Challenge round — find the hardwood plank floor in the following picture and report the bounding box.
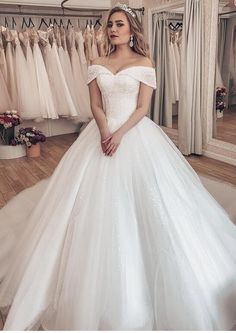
[0,132,235,209]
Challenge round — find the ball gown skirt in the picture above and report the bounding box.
[0,65,236,331]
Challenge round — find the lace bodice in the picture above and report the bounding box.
[87,64,157,123]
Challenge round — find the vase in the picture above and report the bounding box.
[217,110,224,118]
[0,125,15,145]
[26,143,41,158]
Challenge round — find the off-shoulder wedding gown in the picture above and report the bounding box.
[0,65,236,331]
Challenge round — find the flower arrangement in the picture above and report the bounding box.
[216,87,227,115]
[11,127,46,148]
[0,110,21,128]
[0,110,21,145]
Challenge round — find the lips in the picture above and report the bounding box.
[110,35,118,38]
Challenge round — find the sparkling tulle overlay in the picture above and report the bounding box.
[0,65,236,330]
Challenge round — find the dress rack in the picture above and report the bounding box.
[0,4,105,18]
[61,0,145,16]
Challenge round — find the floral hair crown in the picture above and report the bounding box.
[115,2,136,18]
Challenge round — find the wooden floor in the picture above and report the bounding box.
[0,131,236,209]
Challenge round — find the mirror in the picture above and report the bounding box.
[151,8,184,130]
[214,4,236,145]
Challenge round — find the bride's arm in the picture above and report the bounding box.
[88,77,110,140]
[118,82,154,136]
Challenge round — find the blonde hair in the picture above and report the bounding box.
[103,6,153,62]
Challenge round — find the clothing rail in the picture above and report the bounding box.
[0,4,105,18]
[0,11,103,18]
[219,9,236,16]
[61,0,145,15]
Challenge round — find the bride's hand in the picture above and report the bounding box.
[101,132,112,153]
[104,130,123,156]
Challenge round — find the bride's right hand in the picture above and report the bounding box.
[100,132,112,153]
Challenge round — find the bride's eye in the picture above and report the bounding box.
[117,23,124,27]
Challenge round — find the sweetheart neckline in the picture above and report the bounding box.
[88,64,155,76]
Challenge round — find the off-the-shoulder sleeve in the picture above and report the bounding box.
[87,65,99,85]
[128,67,157,89]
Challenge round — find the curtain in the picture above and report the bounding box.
[151,13,173,128]
[218,19,227,74]
[178,0,204,155]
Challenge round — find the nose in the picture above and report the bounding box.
[110,25,117,33]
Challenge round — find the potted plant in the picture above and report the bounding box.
[216,86,227,119]
[11,126,46,158]
[0,110,21,145]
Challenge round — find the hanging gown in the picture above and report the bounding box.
[0,65,236,331]
[83,25,93,66]
[38,29,77,118]
[18,31,43,122]
[0,31,12,113]
[2,28,18,110]
[75,30,88,82]
[67,28,93,122]
[0,30,8,86]
[96,26,106,57]
[30,29,58,120]
[56,27,79,119]
[13,30,42,120]
[91,25,99,60]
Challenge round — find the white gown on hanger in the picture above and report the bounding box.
[68,28,93,122]
[38,29,78,118]
[56,28,79,119]
[0,65,236,331]
[75,30,88,82]
[18,31,43,122]
[13,30,42,120]
[31,29,58,120]
[2,29,18,110]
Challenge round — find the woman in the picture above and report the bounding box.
[0,4,236,331]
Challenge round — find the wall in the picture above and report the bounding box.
[0,0,111,9]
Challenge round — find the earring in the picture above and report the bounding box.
[129,35,134,48]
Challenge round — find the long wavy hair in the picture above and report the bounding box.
[103,6,152,61]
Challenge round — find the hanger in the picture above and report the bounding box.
[53,18,59,26]
[38,18,49,30]
[94,18,102,28]
[4,17,9,28]
[12,17,17,29]
[66,19,73,29]
[22,17,28,29]
[168,22,182,31]
[59,18,64,28]
[29,17,35,28]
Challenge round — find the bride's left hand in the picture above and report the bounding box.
[103,130,123,156]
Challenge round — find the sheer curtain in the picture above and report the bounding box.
[178,0,204,155]
[151,13,173,128]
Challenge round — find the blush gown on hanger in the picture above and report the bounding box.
[0,65,236,331]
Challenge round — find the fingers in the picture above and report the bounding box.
[106,143,119,156]
[102,135,112,144]
[105,143,115,156]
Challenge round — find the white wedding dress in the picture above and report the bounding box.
[0,65,236,331]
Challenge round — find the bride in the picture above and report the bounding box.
[0,3,236,331]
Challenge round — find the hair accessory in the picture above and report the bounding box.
[115,2,136,18]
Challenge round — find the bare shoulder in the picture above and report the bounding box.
[136,55,155,68]
[91,56,107,66]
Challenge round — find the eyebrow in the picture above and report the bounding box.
[108,20,124,23]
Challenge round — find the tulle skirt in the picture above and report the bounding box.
[0,116,236,330]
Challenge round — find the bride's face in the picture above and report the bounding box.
[107,11,131,46]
